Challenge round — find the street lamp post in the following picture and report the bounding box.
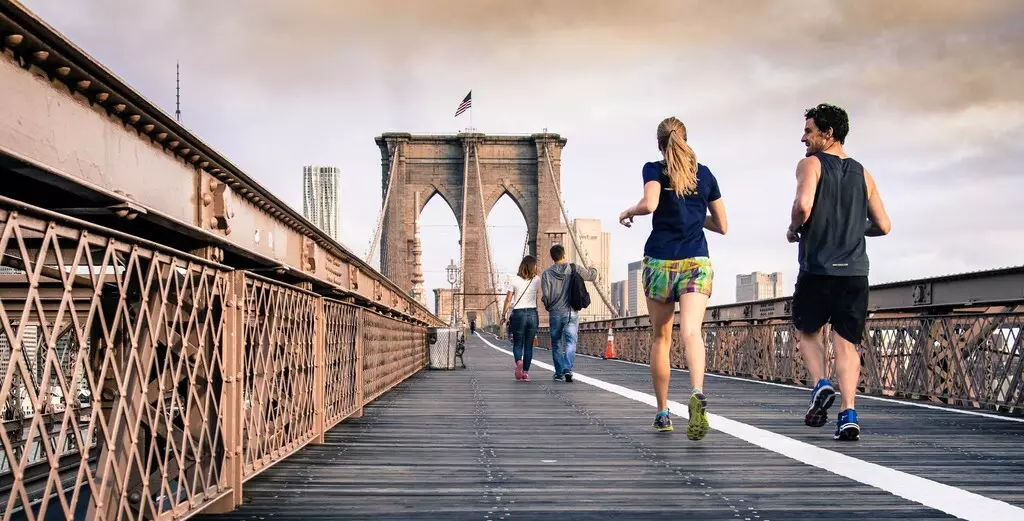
[446,259,460,327]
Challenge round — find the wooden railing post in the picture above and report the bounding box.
[314,297,327,443]
[354,307,365,418]
[209,270,246,513]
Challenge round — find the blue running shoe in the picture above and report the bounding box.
[653,410,673,432]
[834,409,860,441]
[804,378,836,427]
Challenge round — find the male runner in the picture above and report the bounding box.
[787,103,891,441]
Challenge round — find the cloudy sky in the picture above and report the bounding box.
[21,0,1024,311]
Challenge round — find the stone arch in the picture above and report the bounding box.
[376,132,566,327]
[419,185,462,231]
[485,183,527,219]
[484,184,536,259]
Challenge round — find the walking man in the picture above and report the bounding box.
[787,103,891,441]
[541,244,597,382]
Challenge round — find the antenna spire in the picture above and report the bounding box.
[175,62,181,122]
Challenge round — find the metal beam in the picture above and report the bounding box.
[0,2,442,327]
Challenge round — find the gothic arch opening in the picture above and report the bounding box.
[486,192,529,305]
[419,190,461,320]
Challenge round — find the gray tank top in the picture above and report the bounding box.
[797,153,870,277]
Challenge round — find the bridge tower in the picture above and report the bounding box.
[375,132,567,327]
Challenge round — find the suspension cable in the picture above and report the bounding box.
[456,144,470,325]
[473,144,501,322]
[365,148,399,265]
[542,144,620,318]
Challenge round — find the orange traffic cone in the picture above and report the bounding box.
[533,336,539,347]
[603,326,617,360]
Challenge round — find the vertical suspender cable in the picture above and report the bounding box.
[457,144,470,326]
[473,144,501,321]
[366,148,399,266]
[542,144,619,318]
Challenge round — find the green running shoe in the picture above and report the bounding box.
[687,392,709,441]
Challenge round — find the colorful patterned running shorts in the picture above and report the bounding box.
[642,256,714,303]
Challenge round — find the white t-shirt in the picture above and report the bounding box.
[508,276,539,310]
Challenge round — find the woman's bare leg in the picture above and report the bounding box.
[647,297,677,412]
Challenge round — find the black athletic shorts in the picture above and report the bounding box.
[791,271,869,344]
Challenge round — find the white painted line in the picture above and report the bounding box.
[475,333,1024,521]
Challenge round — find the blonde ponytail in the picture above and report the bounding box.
[656,117,698,197]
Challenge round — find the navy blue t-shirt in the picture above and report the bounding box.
[641,161,721,260]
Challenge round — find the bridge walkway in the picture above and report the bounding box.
[201,333,1024,521]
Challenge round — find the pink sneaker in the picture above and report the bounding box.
[514,360,524,380]
[521,372,529,381]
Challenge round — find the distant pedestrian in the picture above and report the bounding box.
[787,103,891,441]
[619,116,728,439]
[502,255,540,381]
[540,244,597,383]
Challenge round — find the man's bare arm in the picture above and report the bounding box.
[787,157,820,241]
[864,169,891,237]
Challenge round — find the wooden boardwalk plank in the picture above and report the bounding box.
[200,334,1024,520]
[538,338,1024,509]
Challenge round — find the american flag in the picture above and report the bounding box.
[454,91,471,117]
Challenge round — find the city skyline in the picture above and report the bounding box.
[20,0,1024,310]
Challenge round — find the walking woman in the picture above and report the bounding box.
[502,255,540,381]
[618,117,728,439]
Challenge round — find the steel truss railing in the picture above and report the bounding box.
[0,199,429,520]
[539,304,1024,415]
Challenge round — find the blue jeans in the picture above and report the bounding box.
[548,312,580,376]
[510,308,538,371]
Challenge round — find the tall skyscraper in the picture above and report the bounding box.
[736,271,784,302]
[627,260,648,317]
[565,218,612,321]
[611,280,627,317]
[302,165,341,241]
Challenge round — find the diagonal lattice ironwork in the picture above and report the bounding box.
[0,198,433,519]
[240,275,318,479]
[551,312,1024,414]
[322,300,360,430]
[362,312,428,404]
[0,206,230,520]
